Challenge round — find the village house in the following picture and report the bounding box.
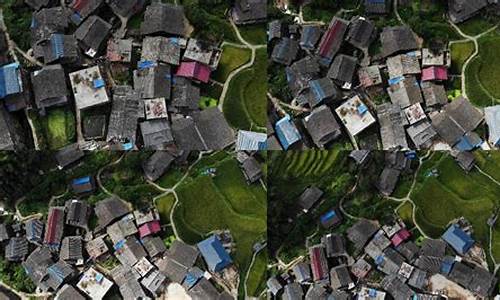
[140,2,186,37]
[197,235,233,273]
[335,95,377,137]
[299,25,322,50]
[297,186,323,213]
[39,34,80,65]
[44,207,65,252]
[134,63,172,100]
[327,54,357,89]
[317,17,349,65]
[31,65,69,112]
[142,151,175,182]
[141,36,182,66]
[170,76,200,112]
[231,0,267,25]
[68,0,104,24]
[25,218,44,244]
[386,53,421,79]
[74,16,112,57]
[106,0,144,19]
[303,105,342,148]
[106,38,133,63]
[60,236,84,265]
[448,0,489,23]
[309,244,328,282]
[94,196,131,228]
[55,284,86,300]
[140,119,174,150]
[69,66,110,110]
[77,268,114,299]
[6,236,28,262]
[106,85,141,150]
[236,130,267,150]
[346,16,375,49]
[485,105,500,146]
[83,114,107,140]
[271,37,299,65]
[183,38,222,70]
[65,199,91,228]
[387,76,423,109]
[380,26,418,57]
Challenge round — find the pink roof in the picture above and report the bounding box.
[139,220,161,238]
[176,62,211,83]
[422,66,448,81]
[391,228,411,247]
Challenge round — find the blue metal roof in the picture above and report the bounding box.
[442,224,474,255]
[197,235,232,273]
[320,210,337,223]
[310,79,325,104]
[236,130,267,151]
[0,62,22,99]
[275,115,301,150]
[51,34,65,60]
[73,176,91,185]
[440,256,455,275]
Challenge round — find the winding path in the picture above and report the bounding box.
[447,20,499,100]
[218,20,266,131]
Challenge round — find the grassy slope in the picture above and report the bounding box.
[465,32,500,107]
[450,41,474,75]
[156,193,176,224]
[410,154,500,260]
[173,153,266,295]
[213,45,252,83]
[239,24,267,45]
[246,249,268,297]
[40,107,76,150]
[223,48,266,130]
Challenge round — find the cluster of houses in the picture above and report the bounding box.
[267,0,500,153]
[267,214,497,299]
[0,0,268,151]
[0,150,248,299]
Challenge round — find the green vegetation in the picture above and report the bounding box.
[465,32,500,107]
[157,168,185,189]
[450,41,474,74]
[182,0,237,43]
[458,15,499,37]
[213,45,252,82]
[268,150,356,262]
[410,153,500,261]
[40,107,76,150]
[199,97,219,109]
[0,257,36,293]
[156,193,176,224]
[101,152,163,209]
[3,0,32,51]
[224,48,266,130]
[246,249,268,297]
[398,0,460,45]
[239,24,267,45]
[173,152,266,295]
[397,202,415,228]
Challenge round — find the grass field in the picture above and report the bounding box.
[450,41,474,74]
[458,16,498,37]
[465,33,500,107]
[156,193,176,224]
[246,249,267,297]
[239,24,267,45]
[40,107,76,150]
[397,202,415,228]
[223,48,266,130]
[157,168,185,189]
[213,45,252,83]
[410,153,500,261]
[173,152,266,296]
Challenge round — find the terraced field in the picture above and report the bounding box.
[269,149,343,178]
[410,153,500,261]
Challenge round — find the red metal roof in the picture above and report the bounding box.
[176,61,211,83]
[139,220,161,238]
[44,208,63,244]
[391,228,411,247]
[422,66,448,81]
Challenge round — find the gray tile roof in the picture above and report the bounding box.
[142,151,175,181]
[141,2,186,36]
[303,105,341,148]
[381,26,418,57]
[74,16,111,56]
[140,119,174,150]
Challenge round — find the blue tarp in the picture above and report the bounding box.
[320,210,337,223]
[93,78,105,89]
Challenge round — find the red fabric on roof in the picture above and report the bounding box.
[72,0,86,11]
[391,228,411,247]
[422,66,448,81]
[139,220,161,238]
[176,62,211,83]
